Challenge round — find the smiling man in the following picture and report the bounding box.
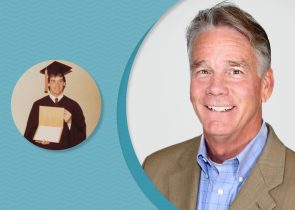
[143,2,295,210]
[24,61,86,150]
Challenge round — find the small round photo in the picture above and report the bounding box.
[11,60,102,150]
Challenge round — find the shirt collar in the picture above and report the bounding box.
[197,121,268,179]
[235,121,268,179]
[48,92,64,103]
[197,135,210,177]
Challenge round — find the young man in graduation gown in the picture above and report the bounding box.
[24,61,86,150]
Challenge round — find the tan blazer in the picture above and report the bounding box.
[143,125,295,210]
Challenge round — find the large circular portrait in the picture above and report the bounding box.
[124,1,295,209]
[12,60,102,150]
[127,0,295,163]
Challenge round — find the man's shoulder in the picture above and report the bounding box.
[62,95,80,106]
[143,136,200,173]
[143,136,201,197]
[286,147,295,158]
[269,147,295,208]
[146,137,199,162]
[267,124,295,162]
[33,95,51,105]
[285,147,295,168]
[264,125,295,207]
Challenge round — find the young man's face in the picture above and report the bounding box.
[48,75,65,97]
[190,26,273,140]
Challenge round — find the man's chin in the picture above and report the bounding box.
[203,122,233,136]
[51,91,63,96]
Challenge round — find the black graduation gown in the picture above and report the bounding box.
[24,95,86,150]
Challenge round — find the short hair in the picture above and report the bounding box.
[186,1,271,75]
[48,73,66,83]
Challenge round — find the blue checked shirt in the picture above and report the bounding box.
[196,122,268,210]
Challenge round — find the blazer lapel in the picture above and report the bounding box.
[168,137,201,210]
[230,166,276,210]
[230,124,285,210]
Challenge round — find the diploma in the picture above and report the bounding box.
[33,106,64,143]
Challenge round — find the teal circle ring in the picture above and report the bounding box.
[117,27,177,210]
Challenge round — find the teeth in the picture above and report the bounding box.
[207,106,233,112]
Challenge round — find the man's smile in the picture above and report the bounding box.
[205,105,235,112]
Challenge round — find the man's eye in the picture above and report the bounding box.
[195,69,211,75]
[199,70,209,74]
[191,69,212,78]
[230,69,244,75]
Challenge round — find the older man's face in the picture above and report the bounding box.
[190,26,273,139]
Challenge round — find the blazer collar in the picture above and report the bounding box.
[168,124,285,210]
[230,124,285,210]
[168,136,201,210]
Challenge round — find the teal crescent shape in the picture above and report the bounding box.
[117,27,177,210]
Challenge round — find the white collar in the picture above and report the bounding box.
[49,92,64,103]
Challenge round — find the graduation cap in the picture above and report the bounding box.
[40,61,72,93]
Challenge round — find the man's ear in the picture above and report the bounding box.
[261,68,274,102]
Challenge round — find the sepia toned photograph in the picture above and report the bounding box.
[12,60,102,150]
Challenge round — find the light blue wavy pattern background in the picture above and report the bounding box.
[0,1,176,209]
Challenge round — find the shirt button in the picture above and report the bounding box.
[217,188,224,195]
[239,176,243,183]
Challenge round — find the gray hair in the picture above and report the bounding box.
[186,1,271,76]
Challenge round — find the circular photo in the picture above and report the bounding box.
[126,1,295,209]
[11,60,102,150]
[127,0,295,163]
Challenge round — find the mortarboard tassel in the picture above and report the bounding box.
[44,68,48,93]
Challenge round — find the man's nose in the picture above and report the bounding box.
[206,74,229,96]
